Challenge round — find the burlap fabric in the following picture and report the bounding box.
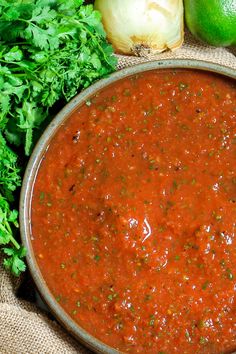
[1,31,235,353]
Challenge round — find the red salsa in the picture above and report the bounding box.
[31,69,236,353]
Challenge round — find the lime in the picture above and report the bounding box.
[184,0,236,47]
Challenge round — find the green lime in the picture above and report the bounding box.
[184,0,236,47]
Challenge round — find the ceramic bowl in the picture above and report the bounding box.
[20,59,236,353]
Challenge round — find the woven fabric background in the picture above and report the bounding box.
[0,30,235,353]
[117,31,236,69]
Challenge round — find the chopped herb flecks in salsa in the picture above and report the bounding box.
[32,70,236,353]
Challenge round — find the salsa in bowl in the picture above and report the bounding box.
[20,60,236,354]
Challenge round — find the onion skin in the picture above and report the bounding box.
[94,0,184,56]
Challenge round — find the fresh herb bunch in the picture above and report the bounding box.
[0,0,117,154]
[0,134,25,276]
[0,0,117,275]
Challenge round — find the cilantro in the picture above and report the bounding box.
[3,246,26,277]
[0,0,116,155]
[0,134,25,276]
[0,0,116,276]
[0,195,26,276]
[0,133,21,201]
[107,294,113,301]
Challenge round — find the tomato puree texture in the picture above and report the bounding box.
[31,70,236,353]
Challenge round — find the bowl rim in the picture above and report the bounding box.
[19,59,236,354]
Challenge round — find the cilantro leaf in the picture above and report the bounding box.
[3,246,27,276]
[0,133,21,200]
[0,194,26,276]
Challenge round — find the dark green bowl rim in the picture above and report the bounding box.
[19,59,236,354]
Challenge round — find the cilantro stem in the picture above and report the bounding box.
[0,223,20,250]
[9,235,21,250]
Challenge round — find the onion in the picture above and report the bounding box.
[94,0,184,56]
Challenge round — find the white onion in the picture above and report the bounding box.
[94,0,184,56]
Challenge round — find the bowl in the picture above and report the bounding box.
[20,59,236,353]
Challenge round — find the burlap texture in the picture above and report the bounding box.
[0,32,235,353]
[117,31,236,69]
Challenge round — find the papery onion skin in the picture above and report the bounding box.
[94,0,184,56]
